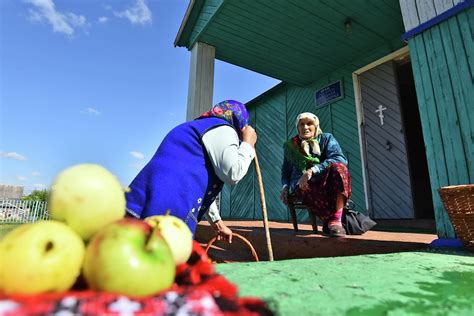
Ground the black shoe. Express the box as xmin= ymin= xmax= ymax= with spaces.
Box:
xmin=328 ymin=224 xmax=346 ymax=238
xmin=322 ymin=221 xmax=330 ymax=236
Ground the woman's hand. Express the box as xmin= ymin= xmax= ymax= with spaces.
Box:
xmin=280 ymin=186 xmax=289 ymax=205
xmin=297 ymin=169 xmax=313 ymax=191
xmin=210 ymin=220 xmax=233 ymax=243
xmin=241 ymin=125 xmax=257 ymax=147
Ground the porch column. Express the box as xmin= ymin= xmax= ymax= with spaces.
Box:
xmin=186 ymin=42 xmax=215 ymax=121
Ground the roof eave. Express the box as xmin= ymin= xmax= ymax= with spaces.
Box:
xmin=174 ymin=0 xmax=203 ymax=48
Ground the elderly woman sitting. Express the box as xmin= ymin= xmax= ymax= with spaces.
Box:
xmin=280 ymin=112 xmax=351 ymax=237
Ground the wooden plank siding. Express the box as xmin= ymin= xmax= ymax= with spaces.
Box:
xmin=399 ymin=0 xmax=460 ymax=31
xmin=219 ymin=42 xmax=405 ymax=221
xmin=179 ymin=0 xmax=471 ymax=237
xmin=407 ymin=6 xmax=473 ymax=237
xmin=189 ymin=0 xmax=224 ymax=47
xmin=219 ymin=181 xmax=231 ymax=218
xmin=228 ymin=107 xmax=256 ymax=219
xmin=253 ymin=93 xmax=288 ymax=221
xmin=194 ymin=0 xmax=404 ymax=85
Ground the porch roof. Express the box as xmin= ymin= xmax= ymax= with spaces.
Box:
xmin=175 ymin=0 xmax=405 ymax=85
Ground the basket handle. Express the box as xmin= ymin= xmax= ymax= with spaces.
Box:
xmin=205 ymin=233 xmax=259 ymax=263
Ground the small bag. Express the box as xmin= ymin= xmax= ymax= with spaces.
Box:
xmin=342 ymin=200 xmax=377 ymax=235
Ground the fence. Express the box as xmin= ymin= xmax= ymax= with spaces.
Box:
xmin=0 ymin=200 xmax=49 ymax=239
xmin=0 ymin=200 xmax=49 ymax=223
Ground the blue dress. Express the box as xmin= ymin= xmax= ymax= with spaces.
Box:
xmin=126 ymin=117 xmax=232 ymax=233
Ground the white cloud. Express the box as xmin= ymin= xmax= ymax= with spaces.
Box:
xmin=130 ymin=151 xmax=145 ymax=160
xmin=25 ymin=0 xmax=88 ymax=37
xmin=1 ymin=151 xmax=27 ymax=161
xmin=17 ymin=176 xmax=28 ymax=181
xmin=34 ymin=183 xmax=46 ymax=189
xmin=114 ymin=0 xmax=152 ymax=25
xmin=81 ymin=107 xmax=101 ymax=115
xmin=98 ymin=16 xmax=109 ymax=24
xmin=32 ymin=171 xmax=41 ymax=176
xmin=129 ymin=162 xmax=145 ymax=170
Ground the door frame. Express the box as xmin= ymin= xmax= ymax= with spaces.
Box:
xmin=352 ymin=46 xmax=410 ymax=216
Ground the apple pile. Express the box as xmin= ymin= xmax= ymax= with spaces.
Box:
xmin=0 ymin=164 xmax=194 ymax=297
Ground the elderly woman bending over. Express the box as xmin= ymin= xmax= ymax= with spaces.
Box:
xmin=126 ymin=100 xmax=257 ymax=243
xmin=280 ymin=112 xmax=351 ymax=237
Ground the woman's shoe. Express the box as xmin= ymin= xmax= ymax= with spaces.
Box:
xmin=328 ymin=224 xmax=346 ymax=237
xmin=322 ymin=220 xmax=330 ymax=236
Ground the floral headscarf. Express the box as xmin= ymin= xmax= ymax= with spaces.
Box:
xmin=198 ymin=100 xmax=249 ymax=137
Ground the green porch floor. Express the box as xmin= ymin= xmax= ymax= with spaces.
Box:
xmin=216 ymin=249 xmax=474 ymax=315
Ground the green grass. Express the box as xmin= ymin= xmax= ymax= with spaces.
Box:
xmin=0 ymin=223 xmax=23 ymax=240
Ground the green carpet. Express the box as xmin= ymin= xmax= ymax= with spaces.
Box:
xmin=216 ymin=250 xmax=474 ymax=315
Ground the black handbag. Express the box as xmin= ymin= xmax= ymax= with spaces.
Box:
xmin=341 ymin=200 xmax=377 ymax=235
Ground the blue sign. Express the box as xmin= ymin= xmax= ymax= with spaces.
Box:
xmin=315 ymin=80 xmax=344 ymax=107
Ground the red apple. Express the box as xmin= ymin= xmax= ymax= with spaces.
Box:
xmin=82 ymin=218 xmax=175 ymax=297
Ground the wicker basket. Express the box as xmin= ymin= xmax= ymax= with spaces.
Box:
xmin=438 ymin=184 xmax=474 ymax=251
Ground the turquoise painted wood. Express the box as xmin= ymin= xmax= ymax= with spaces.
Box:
xmin=253 ymin=92 xmax=288 ymax=221
xmin=179 ymin=1 xmax=473 ymax=238
xmin=188 ymin=0 xmax=224 ymax=47
xmin=176 ymin=0 xmax=404 ymax=85
xmin=219 ymin=42 xmax=405 ymax=221
xmin=227 ymin=106 xmax=256 ymax=219
xmin=408 ymin=7 xmax=473 ymax=238
xmin=219 ymin=182 xmax=231 ymax=218
xmin=230 ymin=162 xmax=255 ymax=219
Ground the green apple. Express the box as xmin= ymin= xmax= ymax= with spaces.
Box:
xmin=83 ymin=218 xmax=176 ymax=297
xmin=144 ymin=215 xmax=193 ymax=265
xmin=49 ymin=163 xmax=125 ymax=240
xmin=0 ymin=220 xmax=85 ymax=295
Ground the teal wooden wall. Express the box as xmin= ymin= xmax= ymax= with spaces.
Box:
xmin=221 ymin=41 xmax=405 ymax=222
xmin=408 ymin=7 xmax=473 ymax=238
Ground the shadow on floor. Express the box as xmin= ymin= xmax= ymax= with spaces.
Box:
xmin=196 ymin=220 xmax=438 ymax=262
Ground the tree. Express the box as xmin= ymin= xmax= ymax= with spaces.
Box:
xmin=22 ymin=190 xmax=49 ymax=202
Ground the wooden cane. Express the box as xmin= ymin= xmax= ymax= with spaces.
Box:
xmin=254 ymin=153 xmax=274 ymax=261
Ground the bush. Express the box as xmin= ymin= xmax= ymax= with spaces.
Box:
xmin=22 ymin=190 xmax=49 ymax=202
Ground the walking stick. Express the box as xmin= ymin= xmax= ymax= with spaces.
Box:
xmin=254 ymin=153 xmax=274 ymax=261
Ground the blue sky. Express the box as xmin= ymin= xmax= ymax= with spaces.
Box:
xmin=0 ymin=0 xmax=279 ymax=194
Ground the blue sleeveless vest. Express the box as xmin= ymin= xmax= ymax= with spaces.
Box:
xmin=125 ymin=117 xmax=231 ymax=233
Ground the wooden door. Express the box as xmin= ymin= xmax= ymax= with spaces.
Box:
xmin=360 ymin=61 xmax=414 ymax=219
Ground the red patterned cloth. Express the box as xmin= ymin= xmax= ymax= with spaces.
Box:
xmin=0 ymin=242 xmax=273 ymax=316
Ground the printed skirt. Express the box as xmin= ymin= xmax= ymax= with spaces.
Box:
xmin=296 ymin=162 xmax=352 ymax=220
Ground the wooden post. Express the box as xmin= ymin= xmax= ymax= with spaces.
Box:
xmin=254 ymin=154 xmax=274 ymax=261
xmin=186 ymin=42 xmax=215 ymax=121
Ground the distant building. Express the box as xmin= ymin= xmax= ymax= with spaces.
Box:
xmin=0 ymin=184 xmax=24 ymax=200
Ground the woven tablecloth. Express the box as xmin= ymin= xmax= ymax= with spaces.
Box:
xmin=0 ymin=242 xmax=273 ymax=315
